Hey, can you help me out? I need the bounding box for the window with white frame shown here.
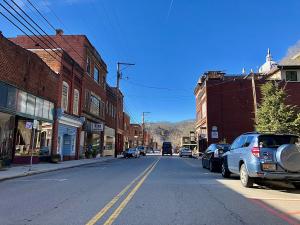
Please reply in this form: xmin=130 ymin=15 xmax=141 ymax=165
xmin=73 ymin=89 xmax=80 ymax=115
xmin=62 ymin=81 xmax=69 ymax=111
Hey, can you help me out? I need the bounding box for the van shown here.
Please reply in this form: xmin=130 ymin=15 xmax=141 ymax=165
xmin=162 ymin=142 xmax=172 ymax=156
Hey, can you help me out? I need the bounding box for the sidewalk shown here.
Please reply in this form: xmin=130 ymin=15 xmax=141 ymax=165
xmin=0 ymin=156 xmax=120 ymax=181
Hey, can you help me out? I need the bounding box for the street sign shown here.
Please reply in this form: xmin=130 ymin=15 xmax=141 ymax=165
xmin=33 ymin=120 xmax=38 ymax=129
xmin=25 ymin=122 xmax=33 ymax=129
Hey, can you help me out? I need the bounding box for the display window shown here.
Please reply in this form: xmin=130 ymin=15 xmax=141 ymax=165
xmin=15 ymin=118 xmax=53 ymax=156
xmin=0 ymin=113 xmax=14 ymax=160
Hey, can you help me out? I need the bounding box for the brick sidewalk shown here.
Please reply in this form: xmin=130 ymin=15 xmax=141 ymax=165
xmin=0 ymin=156 xmax=120 ymax=181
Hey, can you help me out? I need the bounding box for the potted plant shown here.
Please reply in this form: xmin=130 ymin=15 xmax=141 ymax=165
xmin=51 ymin=154 xmax=61 ymax=163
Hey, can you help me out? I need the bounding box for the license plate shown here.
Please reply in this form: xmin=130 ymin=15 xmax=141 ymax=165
xmin=262 ymin=163 xmax=276 ymax=171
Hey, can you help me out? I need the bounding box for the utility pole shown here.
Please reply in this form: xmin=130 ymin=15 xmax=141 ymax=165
xmin=115 ymin=62 xmax=135 ymax=157
xmin=142 ymin=112 xmax=150 ymax=146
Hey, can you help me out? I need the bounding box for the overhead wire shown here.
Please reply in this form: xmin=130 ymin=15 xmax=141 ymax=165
xmin=0 ymin=3 xmax=61 ymax=62
xmin=7 ymin=0 xmax=63 ymax=57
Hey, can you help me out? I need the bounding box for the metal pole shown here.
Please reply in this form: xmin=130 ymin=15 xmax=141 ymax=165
xmin=29 ymin=127 xmax=35 ymax=171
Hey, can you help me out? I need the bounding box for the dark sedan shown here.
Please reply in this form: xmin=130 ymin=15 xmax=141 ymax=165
xmin=202 ymin=144 xmax=230 ymax=172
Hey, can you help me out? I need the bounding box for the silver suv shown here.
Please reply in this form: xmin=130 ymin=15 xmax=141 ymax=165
xmin=222 ymin=132 xmax=300 ymax=188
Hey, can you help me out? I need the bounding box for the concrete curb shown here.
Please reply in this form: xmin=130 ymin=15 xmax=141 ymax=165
xmin=0 ymin=157 xmax=115 ymax=182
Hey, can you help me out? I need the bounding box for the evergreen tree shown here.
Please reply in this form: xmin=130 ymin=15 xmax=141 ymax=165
xmin=255 ymin=82 xmax=300 ymax=134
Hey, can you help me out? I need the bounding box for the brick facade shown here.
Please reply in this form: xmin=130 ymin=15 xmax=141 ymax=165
xmin=195 ymin=71 xmax=300 ymax=153
xmin=0 ymin=34 xmax=59 ymax=162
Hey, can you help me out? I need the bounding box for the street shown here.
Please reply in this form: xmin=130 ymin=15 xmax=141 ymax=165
xmin=0 ymin=156 xmax=300 ymax=225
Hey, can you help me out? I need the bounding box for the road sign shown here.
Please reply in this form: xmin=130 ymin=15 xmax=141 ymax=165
xmin=211 ymin=131 xmax=218 ymax=139
xmin=33 ymin=120 xmax=38 ymax=129
xmin=25 ymin=122 xmax=33 ymax=129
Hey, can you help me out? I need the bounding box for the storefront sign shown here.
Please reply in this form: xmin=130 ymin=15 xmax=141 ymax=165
xmin=92 ymin=123 xmax=104 ymax=132
xmin=25 ymin=121 xmax=33 ymax=129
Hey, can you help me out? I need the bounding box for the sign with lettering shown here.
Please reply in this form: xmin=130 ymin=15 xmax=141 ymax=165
xmin=92 ymin=123 xmax=104 ymax=132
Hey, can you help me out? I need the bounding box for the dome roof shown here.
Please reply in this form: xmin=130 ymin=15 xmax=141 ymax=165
xmin=259 ymin=48 xmax=277 ymax=74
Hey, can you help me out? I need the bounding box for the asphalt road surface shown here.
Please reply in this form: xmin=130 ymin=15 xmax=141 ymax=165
xmin=0 ymin=156 xmax=299 ymax=225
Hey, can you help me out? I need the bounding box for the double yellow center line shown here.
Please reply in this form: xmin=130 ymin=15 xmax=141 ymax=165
xmin=86 ymin=158 xmax=160 ymax=225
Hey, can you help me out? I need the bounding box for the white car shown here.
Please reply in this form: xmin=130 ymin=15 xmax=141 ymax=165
xmin=179 ymin=148 xmax=193 ymax=157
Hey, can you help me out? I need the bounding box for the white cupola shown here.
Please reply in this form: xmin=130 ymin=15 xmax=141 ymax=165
xmin=259 ymin=48 xmax=277 ymax=74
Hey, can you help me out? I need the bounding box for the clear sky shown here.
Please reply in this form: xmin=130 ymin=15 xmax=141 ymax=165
xmin=1 ymin=0 xmax=300 ymax=123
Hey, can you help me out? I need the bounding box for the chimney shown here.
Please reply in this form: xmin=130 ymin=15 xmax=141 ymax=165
xmin=56 ymin=29 xmax=64 ymax=35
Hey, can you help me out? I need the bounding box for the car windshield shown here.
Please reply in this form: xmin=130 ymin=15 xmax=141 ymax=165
xmin=258 ymin=135 xmax=299 ymax=148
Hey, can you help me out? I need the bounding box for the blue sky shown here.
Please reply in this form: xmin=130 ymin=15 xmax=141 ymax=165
xmin=1 ymin=0 xmax=300 ymax=123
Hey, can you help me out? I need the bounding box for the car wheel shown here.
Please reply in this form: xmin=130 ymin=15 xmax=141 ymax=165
xmin=221 ymin=161 xmax=231 ymax=178
xmin=240 ymin=164 xmax=254 ymax=188
xmin=209 ymin=160 xmax=215 ymax=172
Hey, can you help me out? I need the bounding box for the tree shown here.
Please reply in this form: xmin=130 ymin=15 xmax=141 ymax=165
xmin=255 ymin=82 xmax=300 ymax=134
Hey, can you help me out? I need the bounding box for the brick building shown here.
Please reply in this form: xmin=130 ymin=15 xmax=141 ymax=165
xmin=123 ymin=113 xmax=130 ymax=150
xmin=11 ymin=31 xmax=107 ymax=157
xmin=26 ymin=48 xmax=84 ymax=161
xmin=103 ymin=84 xmax=117 ymax=156
xmin=0 ymin=34 xmax=58 ymax=164
xmin=194 ymin=69 xmax=300 ymax=153
xmin=128 ymin=124 xmax=143 ymax=148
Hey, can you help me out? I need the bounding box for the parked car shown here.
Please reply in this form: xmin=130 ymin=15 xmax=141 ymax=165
xmin=123 ymin=148 xmax=140 ymax=158
xmin=221 ymin=132 xmax=300 ymax=188
xmin=137 ymin=146 xmax=146 ymax=156
xmin=179 ymin=147 xmax=193 ymax=157
xmin=202 ymin=144 xmax=230 ymax=172
xmin=162 ymin=142 xmax=173 ymax=156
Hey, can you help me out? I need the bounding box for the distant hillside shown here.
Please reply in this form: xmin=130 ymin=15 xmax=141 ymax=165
xmin=146 ymin=119 xmax=195 ymax=148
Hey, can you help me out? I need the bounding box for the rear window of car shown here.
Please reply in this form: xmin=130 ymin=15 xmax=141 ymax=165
xmin=258 ymin=135 xmax=299 ymax=148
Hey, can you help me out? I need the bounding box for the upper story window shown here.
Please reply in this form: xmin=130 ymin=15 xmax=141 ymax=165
xmin=73 ymin=89 xmax=80 ymax=115
xmin=90 ymin=94 xmax=100 ymax=116
xmin=286 ymin=71 xmax=298 ymax=81
xmin=62 ymin=81 xmax=69 ymax=112
xmin=94 ymin=66 xmax=99 ymax=83
xmin=86 ymin=57 xmax=91 ymax=75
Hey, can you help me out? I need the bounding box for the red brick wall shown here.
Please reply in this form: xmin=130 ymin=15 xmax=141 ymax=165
xmin=206 ymin=79 xmax=255 ymax=145
xmin=0 ymin=34 xmax=59 ymax=104
xmin=0 ymin=34 xmax=59 ymax=154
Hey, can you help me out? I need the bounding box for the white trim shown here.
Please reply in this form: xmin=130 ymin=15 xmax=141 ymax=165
xmin=58 ymin=115 xmax=83 ymax=128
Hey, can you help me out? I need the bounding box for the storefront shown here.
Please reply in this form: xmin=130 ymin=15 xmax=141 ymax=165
xmin=83 ymin=120 xmax=104 ymax=157
xmin=0 ymin=82 xmax=17 ymax=166
xmin=57 ymin=110 xmax=84 ymax=161
xmin=103 ymin=126 xmax=115 ymax=156
xmin=13 ymin=90 xmax=54 ymax=164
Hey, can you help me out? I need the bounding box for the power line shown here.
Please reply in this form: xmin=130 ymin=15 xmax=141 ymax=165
xmin=0 ymin=3 xmax=61 ymax=62
xmin=7 ymin=0 xmax=63 ymax=57
xmin=0 ymin=10 xmax=60 ymax=63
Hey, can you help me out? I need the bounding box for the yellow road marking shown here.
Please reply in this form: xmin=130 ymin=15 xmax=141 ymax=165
xmin=247 ymin=197 xmax=300 ymax=201
xmin=85 ymin=159 xmax=158 ymax=225
xmin=103 ymin=159 xmax=160 ymax=225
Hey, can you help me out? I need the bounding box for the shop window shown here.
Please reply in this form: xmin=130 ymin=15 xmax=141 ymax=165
xmin=15 ymin=119 xmax=52 ymax=156
xmin=26 ymin=94 xmax=35 ymax=116
xmin=62 ymin=82 xmax=69 ymax=112
xmin=73 ymin=89 xmax=80 ymax=115
xmin=17 ymin=90 xmax=27 ymax=114
xmin=0 ymin=113 xmax=14 ymax=160
xmin=42 ymin=101 xmax=50 ymax=119
xmin=49 ymin=103 xmax=54 ymax=120
xmin=35 ymin=98 xmax=44 ymax=118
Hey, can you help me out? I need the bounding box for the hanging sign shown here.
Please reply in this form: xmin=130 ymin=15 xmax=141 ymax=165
xmin=25 ymin=121 xmax=33 ymax=129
